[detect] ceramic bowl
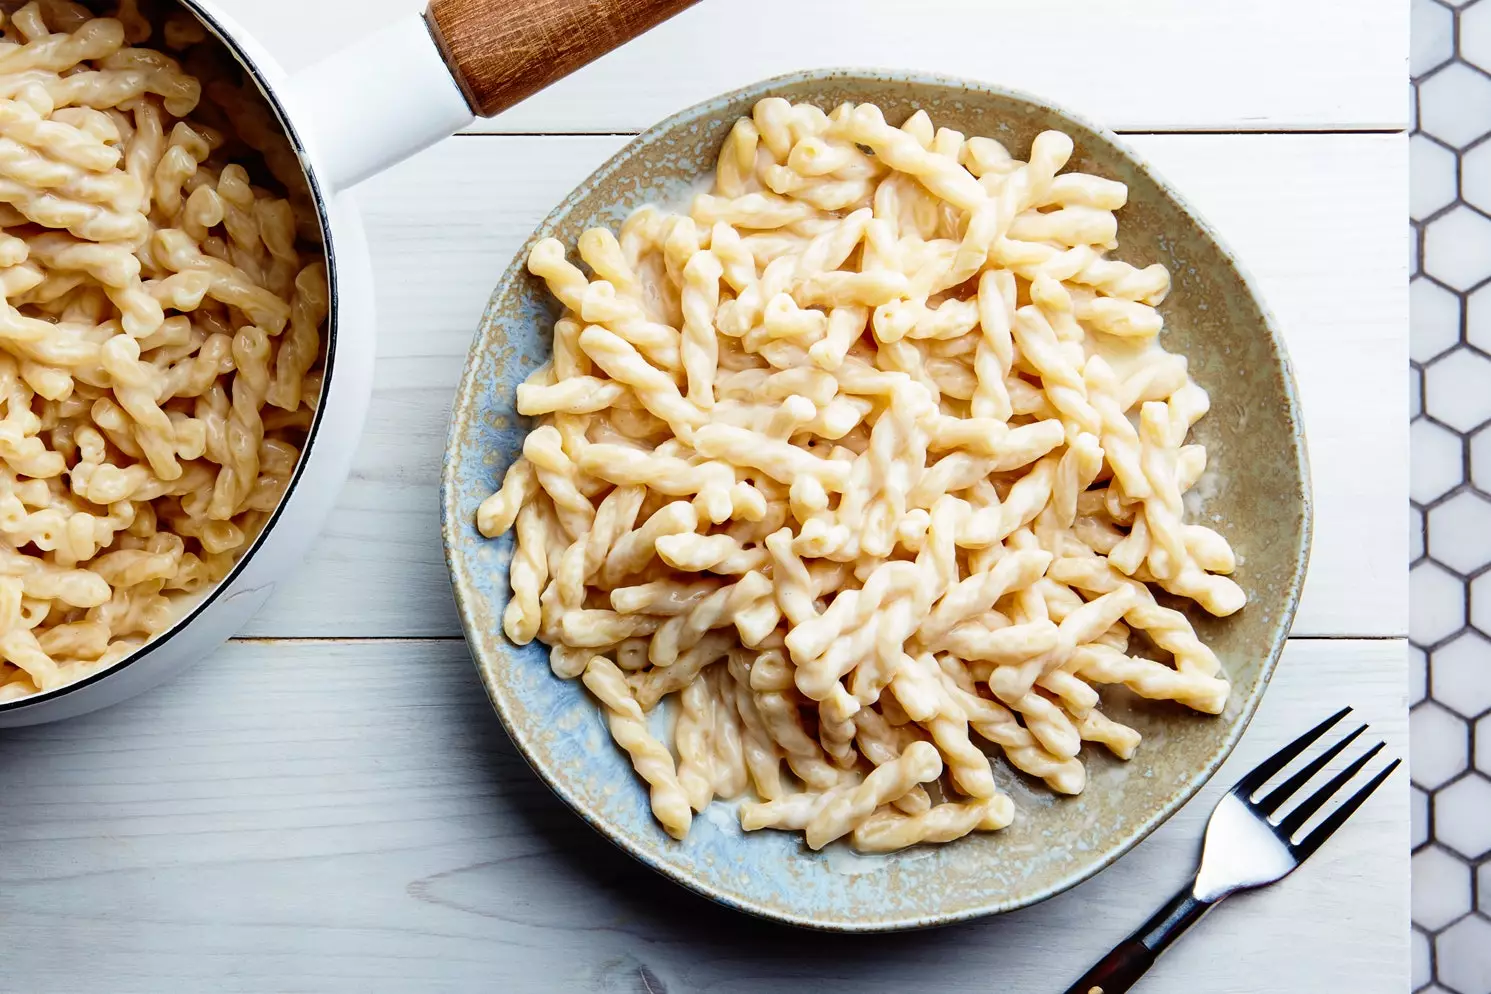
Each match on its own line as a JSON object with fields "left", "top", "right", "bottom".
{"left": 440, "top": 69, "right": 1311, "bottom": 931}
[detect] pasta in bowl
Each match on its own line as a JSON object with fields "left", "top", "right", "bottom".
{"left": 442, "top": 70, "right": 1309, "bottom": 928}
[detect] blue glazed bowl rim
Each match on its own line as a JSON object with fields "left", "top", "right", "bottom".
{"left": 440, "top": 67, "right": 1312, "bottom": 931}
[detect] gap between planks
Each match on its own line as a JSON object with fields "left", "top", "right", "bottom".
{"left": 449, "top": 127, "right": 1408, "bottom": 139}
{"left": 225, "top": 634, "right": 1408, "bottom": 644}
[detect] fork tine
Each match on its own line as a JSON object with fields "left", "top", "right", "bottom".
{"left": 1233, "top": 706, "right": 1352, "bottom": 798}
{"left": 1254, "top": 724, "right": 1367, "bottom": 816}
{"left": 1278, "top": 741, "right": 1386, "bottom": 839}
{"left": 1289, "top": 757, "right": 1401, "bottom": 859}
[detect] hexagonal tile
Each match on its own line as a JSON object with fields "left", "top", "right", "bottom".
{"left": 1414, "top": 135, "right": 1459, "bottom": 221}
{"left": 1414, "top": 844, "right": 1473, "bottom": 929}
{"left": 1429, "top": 351, "right": 1491, "bottom": 433}
{"left": 1414, "top": 277, "right": 1464, "bottom": 362}
{"left": 1416, "top": 0, "right": 1457, "bottom": 75}
{"left": 1414, "top": 644, "right": 1429, "bottom": 706}
{"left": 1479, "top": 861, "right": 1491, "bottom": 916}
{"left": 1435, "top": 775, "right": 1491, "bottom": 857}
{"left": 1466, "top": 141, "right": 1491, "bottom": 217}
{"left": 1464, "top": 0, "right": 1491, "bottom": 73}
{"left": 1414, "top": 223, "right": 1422, "bottom": 276}
{"left": 1411, "top": 702, "right": 1470, "bottom": 788}
{"left": 1421, "top": 64, "right": 1491, "bottom": 149}
{"left": 1477, "top": 713, "right": 1491, "bottom": 775}
{"left": 1429, "top": 492, "right": 1491, "bottom": 569}
{"left": 1413, "top": 783, "right": 1431, "bottom": 848}
{"left": 1438, "top": 915, "right": 1491, "bottom": 994}
{"left": 1414, "top": 504, "right": 1427, "bottom": 562}
{"left": 1412, "top": 80, "right": 1420, "bottom": 135}
{"left": 1414, "top": 926, "right": 1432, "bottom": 991}
{"left": 1414, "top": 562, "right": 1466, "bottom": 645}
{"left": 1425, "top": 207, "right": 1491, "bottom": 291}
{"left": 1432, "top": 631, "right": 1491, "bottom": 716}
{"left": 1470, "top": 283, "right": 1491, "bottom": 353}
{"left": 1413, "top": 420, "right": 1465, "bottom": 504}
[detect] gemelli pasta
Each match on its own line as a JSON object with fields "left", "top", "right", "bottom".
{"left": 479, "top": 97, "right": 1243, "bottom": 851}
{"left": 0, "top": 1, "right": 325, "bottom": 702}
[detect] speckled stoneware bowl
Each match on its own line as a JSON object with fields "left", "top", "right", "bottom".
{"left": 440, "top": 69, "right": 1311, "bottom": 931}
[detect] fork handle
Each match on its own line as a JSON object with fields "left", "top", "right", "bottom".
{"left": 1061, "top": 885, "right": 1218, "bottom": 994}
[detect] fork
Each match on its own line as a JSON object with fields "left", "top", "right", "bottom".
{"left": 1060, "top": 707, "right": 1400, "bottom": 994}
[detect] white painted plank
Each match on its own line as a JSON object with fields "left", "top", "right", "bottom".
{"left": 242, "top": 132, "right": 1406, "bottom": 638}
{"left": 217, "top": 0, "right": 1406, "bottom": 133}
{"left": 0, "top": 637, "right": 1408, "bottom": 994}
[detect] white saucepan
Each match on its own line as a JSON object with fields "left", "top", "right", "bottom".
{"left": 0, "top": 0, "right": 698, "bottom": 726}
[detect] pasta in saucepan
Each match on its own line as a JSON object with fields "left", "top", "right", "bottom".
{"left": 0, "top": 1, "right": 326, "bottom": 702}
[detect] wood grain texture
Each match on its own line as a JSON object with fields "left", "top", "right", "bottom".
{"left": 425, "top": 0, "right": 701, "bottom": 117}
{"left": 237, "top": 0, "right": 1406, "bottom": 133}
{"left": 0, "top": 637, "right": 1409, "bottom": 994}
{"left": 237, "top": 133, "right": 1406, "bottom": 640}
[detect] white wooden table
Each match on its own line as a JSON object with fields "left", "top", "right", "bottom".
{"left": 0, "top": 3, "right": 1410, "bottom": 991}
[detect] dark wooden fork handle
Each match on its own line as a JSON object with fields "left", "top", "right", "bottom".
{"left": 1062, "top": 886, "right": 1218, "bottom": 993}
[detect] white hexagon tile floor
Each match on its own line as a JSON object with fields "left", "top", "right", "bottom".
{"left": 1415, "top": 1, "right": 1491, "bottom": 991}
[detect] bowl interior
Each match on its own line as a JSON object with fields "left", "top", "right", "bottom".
{"left": 441, "top": 70, "right": 1310, "bottom": 930}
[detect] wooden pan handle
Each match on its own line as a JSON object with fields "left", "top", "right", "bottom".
{"left": 426, "top": 0, "right": 703, "bottom": 118}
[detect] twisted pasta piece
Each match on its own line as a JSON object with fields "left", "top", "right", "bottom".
{"left": 1078, "top": 708, "right": 1143, "bottom": 759}
{"left": 749, "top": 647, "right": 842, "bottom": 791}
{"left": 852, "top": 706, "right": 930, "bottom": 815}
{"left": 522, "top": 425, "right": 595, "bottom": 540}
{"left": 577, "top": 443, "right": 735, "bottom": 522}
{"left": 726, "top": 649, "right": 785, "bottom": 801}
{"left": 850, "top": 795, "right": 1014, "bottom": 852}
{"left": 692, "top": 422, "right": 850, "bottom": 491}
{"left": 583, "top": 656, "right": 692, "bottom": 840}
{"left": 629, "top": 630, "right": 734, "bottom": 709}
{"left": 675, "top": 675, "right": 715, "bottom": 811}
{"left": 476, "top": 458, "right": 537, "bottom": 539}
{"left": 804, "top": 740, "right": 943, "bottom": 849}
{"left": 1047, "top": 555, "right": 1223, "bottom": 676}
{"left": 704, "top": 664, "right": 749, "bottom": 798}
{"left": 919, "top": 549, "right": 1051, "bottom": 644}
{"left": 647, "top": 571, "right": 769, "bottom": 666}
{"left": 1067, "top": 643, "right": 1230, "bottom": 713}
{"left": 578, "top": 325, "right": 701, "bottom": 439}
{"left": 503, "top": 500, "right": 552, "bottom": 644}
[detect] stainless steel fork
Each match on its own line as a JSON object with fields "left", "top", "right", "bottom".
{"left": 1061, "top": 707, "right": 1400, "bottom": 994}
